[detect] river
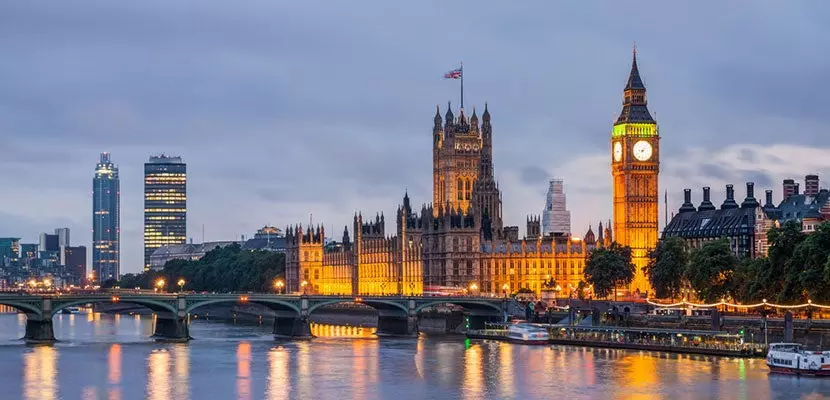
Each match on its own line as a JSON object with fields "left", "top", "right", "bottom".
{"left": 0, "top": 313, "right": 827, "bottom": 399}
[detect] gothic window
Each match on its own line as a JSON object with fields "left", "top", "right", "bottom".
{"left": 453, "top": 261, "right": 459, "bottom": 276}
{"left": 465, "top": 179, "right": 472, "bottom": 200}
{"left": 303, "top": 251, "right": 308, "bottom": 261}
{"left": 453, "top": 238, "right": 458, "bottom": 252}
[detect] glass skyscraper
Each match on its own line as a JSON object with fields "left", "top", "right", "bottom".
{"left": 93, "top": 152, "right": 120, "bottom": 282}
{"left": 144, "top": 155, "right": 187, "bottom": 270}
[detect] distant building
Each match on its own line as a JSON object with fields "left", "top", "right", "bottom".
{"left": 93, "top": 152, "right": 120, "bottom": 281}
{"left": 805, "top": 174, "right": 820, "bottom": 196}
{"left": 149, "top": 241, "right": 236, "bottom": 270}
{"left": 61, "top": 246, "right": 86, "bottom": 285}
{"left": 54, "top": 228, "right": 70, "bottom": 248}
{"left": 0, "top": 238, "right": 20, "bottom": 267}
{"left": 243, "top": 226, "right": 286, "bottom": 252}
{"left": 144, "top": 155, "right": 186, "bottom": 271}
{"left": 541, "top": 179, "right": 571, "bottom": 236}
{"left": 39, "top": 233, "right": 58, "bottom": 252}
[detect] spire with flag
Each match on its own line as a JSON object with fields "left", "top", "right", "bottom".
{"left": 443, "top": 63, "right": 464, "bottom": 108}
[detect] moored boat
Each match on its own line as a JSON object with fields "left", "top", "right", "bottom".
{"left": 766, "top": 343, "right": 830, "bottom": 376}
{"left": 60, "top": 307, "right": 81, "bottom": 314}
{"left": 506, "top": 323, "right": 549, "bottom": 345}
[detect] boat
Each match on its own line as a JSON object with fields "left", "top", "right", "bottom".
{"left": 766, "top": 343, "right": 830, "bottom": 376}
{"left": 506, "top": 323, "right": 549, "bottom": 344}
{"left": 60, "top": 307, "right": 81, "bottom": 315}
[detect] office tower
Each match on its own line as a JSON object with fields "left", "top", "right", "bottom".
{"left": 93, "top": 152, "right": 120, "bottom": 281}
{"left": 54, "top": 228, "right": 70, "bottom": 247}
{"left": 61, "top": 246, "right": 87, "bottom": 285}
{"left": 39, "top": 233, "right": 59, "bottom": 252}
{"left": 0, "top": 238, "right": 20, "bottom": 267}
{"left": 144, "top": 155, "right": 187, "bottom": 270}
{"left": 541, "top": 179, "right": 571, "bottom": 236}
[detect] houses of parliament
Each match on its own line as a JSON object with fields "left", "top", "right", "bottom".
{"left": 286, "top": 51, "right": 659, "bottom": 297}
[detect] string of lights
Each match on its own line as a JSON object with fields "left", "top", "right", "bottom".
{"left": 646, "top": 298, "right": 830, "bottom": 310}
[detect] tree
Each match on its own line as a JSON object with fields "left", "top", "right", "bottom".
{"left": 790, "top": 223, "right": 830, "bottom": 302}
{"left": 731, "top": 257, "right": 766, "bottom": 303}
{"left": 686, "top": 239, "right": 736, "bottom": 302}
{"left": 644, "top": 237, "right": 688, "bottom": 300}
{"left": 584, "top": 242, "right": 635, "bottom": 301}
{"left": 764, "top": 220, "right": 805, "bottom": 302}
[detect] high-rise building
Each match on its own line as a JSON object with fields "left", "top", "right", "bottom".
{"left": 0, "top": 238, "right": 20, "bottom": 267}
{"left": 611, "top": 49, "right": 660, "bottom": 295}
{"left": 541, "top": 179, "right": 571, "bottom": 236}
{"left": 93, "top": 152, "right": 120, "bottom": 281}
{"left": 38, "top": 233, "right": 59, "bottom": 252}
{"left": 60, "top": 246, "right": 87, "bottom": 285}
{"left": 144, "top": 155, "right": 187, "bottom": 270}
{"left": 54, "top": 228, "right": 70, "bottom": 247}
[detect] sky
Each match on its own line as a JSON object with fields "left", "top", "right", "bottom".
{"left": 2, "top": 1, "right": 830, "bottom": 274}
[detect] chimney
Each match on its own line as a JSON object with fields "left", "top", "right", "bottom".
{"left": 794, "top": 183, "right": 800, "bottom": 195}
{"left": 741, "top": 182, "right": 759, "bottom": 208}
{"left": 783, "top": 179, "right": 796, "bottom": 200}
{"left": 679, "top": 189, "right": 696, "bottom": 213}
{"left": 721, "top": 184, "right": 739, "bottom": 210}
{"left": 805, "top": 174, "right": 819, "bottom": 196}
{"left": 764, "top": 190, "right": 774, "bottom": 209}
{"left": 698, "top": 187, "right": 716, "bottom": 211}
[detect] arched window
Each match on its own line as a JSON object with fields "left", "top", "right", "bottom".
{"left": 303, "top": 251, "right": 308, "bottom": 261}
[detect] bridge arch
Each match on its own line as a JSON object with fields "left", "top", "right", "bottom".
{"left": 307, "top": 298, "right": 409, "bottom": 316}
{"left": 0, "top": 300, "right": 44, "bottom": 318}
{"left": 49, "top": 298, "right": 177, "bottom": 318}
{"left": 184, "top": 298, "right": 301, "bottom": 316}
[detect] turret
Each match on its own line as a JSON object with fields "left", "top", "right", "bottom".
{"left": 597, "top": 221, "right": 605, "bottom": 246}
{"left": 584, "top": 225, "right": 595, "bottom": 244}
{"left": 470, "top": 107, "right": 479, "bottom": 132}
{"left": 679, "top": 189, "right": 696, "bottom": 213}
{"left": 721, "top": 184, "right": 739, "bottom": 210}
{"left": 698, "top": 187, "right": 716, "bottom": 211}
{"left": 444, "top": 101, "right": 454, "bottom": 127}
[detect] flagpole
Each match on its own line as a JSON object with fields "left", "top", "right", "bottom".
{"left": 460, "top": 62, "right": 464, "bottom": 109}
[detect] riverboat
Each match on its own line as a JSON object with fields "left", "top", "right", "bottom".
{"left": 766, "top": 343, "right": 830, "bottom": 376}
{"left": 60, "top": 307, "right": 81, "bottom": 314}
{"left": 506, "top": 323, "right": 549, "bottom": 344}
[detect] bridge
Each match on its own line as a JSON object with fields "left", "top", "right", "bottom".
{"left": 0, "top": 293, "right": 507, "bottom": 342}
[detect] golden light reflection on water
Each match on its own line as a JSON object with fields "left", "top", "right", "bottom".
{"left": 107, "top": 344, "right": 121, "bottom": 400}
{"left": 462, "top": 344, "right": 483, "bottom": 400}
{"left": 23, "top": 346, "right": 58, "bottom": 400}
{"left": 266, "top": 347, "right": 289, "bottom": 400}
{"left": 296, "top": 342, "right": 312, "bottom": 399}
{"left": 236, "top": 342, "right": 252, "bottom": 400}
{"left": 350, "top": 338, "right": 379, "bottom": 400}
{"left": 310, "top": 323, "right": 376, "bottom": 338}
{"left": 497, "top": 343, "right": 514, "bottom": 399}
{"left": 623, "top": 352, "right": 658, "bottom": 399}
{"left": 173, "top": 344, "right": 189, "bottom": 400}
{"left": 146, "top": 350, "right": 171, "bottom": 400}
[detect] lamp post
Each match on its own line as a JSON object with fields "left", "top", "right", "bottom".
{"left": 301, "top": 280, "right": 308, "bottom": 295}
{"left": 156, "top": 278, "right": 166, "bottom": 293}
{"left": 177, "top": 278, "right": 185, "bottom": 293}
{"left": 501, "top": 283, "right": 509, "bottom": 299}
{"left": 469, "top": 283, "right": 478, "bottom": 297}
{"left": 274, "top": 280, "right": 284, "bottom": 295}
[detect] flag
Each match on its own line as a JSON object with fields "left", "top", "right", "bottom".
{"left": 443, "top": 68, "right": 462, "bottom": 79}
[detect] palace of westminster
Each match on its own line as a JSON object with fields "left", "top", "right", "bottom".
{"left": 286, "top": 52, "right": 660, "bottom": 297}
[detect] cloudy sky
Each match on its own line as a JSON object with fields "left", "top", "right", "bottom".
{"left": 1, "top": 1, "right": 829, "bottom": 273}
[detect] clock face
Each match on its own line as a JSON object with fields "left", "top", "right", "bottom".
{"left": 633, "top": 140, "right": 653, "bottom": 161}
{"left": 613, "top": 142, "right": 622, "bottom": 162}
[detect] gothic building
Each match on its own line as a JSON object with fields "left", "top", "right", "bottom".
{"left": 284, "top": 54, "right": 662, "bottom": 297}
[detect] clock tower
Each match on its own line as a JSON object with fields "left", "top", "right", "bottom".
{"left": 611, "top": 49, "right": 659, "bottom": 295}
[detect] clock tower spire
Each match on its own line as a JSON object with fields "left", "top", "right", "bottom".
{"left": 611, "top": 47, "right": 660, "bottom": 296}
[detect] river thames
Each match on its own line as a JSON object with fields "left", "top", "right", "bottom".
{"left": 0, "top": 313, "right": 827, "bottom": 400}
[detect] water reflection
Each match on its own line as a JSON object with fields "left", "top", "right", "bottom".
{"left": 173, "top": 344, "right": 190, "bottom": 400}
{"left": 108, "top": 344, "right": 121, "bottom": 400}
{"left": 236, "top": 342, "right": 252, "bottom": 400}
{"left": 146, "top": 349, "right": 171, "bottom": 400}
{"left": 497, "top": 343, "right": 514, "bottom": 399}
{"left": 310, "top": 323, "right": 376, "bottom": 338}
{"left": 23, "top": 346, "right": 58, "bottom": 400}
{"left": 296, "top": 342, "right": 312, "bottom": 399}
{"left": 266, "top": 347, "right": 289, "bottom": 400}
{"left": 462, "top": 343, "right": 483, "bottom": 400}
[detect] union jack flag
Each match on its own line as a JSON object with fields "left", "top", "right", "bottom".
{"left": 443, "top": 68, "right": 462, "bottom": 79}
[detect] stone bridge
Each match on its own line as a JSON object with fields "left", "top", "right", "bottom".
{"left": 0, "top": 293, "right": 507, "bottom": 342}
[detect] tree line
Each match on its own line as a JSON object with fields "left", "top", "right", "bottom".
{"left": 106, "top": 243, "right": 285, "bottom": 293}
{"left": 644, "top": 220, "right": 830, "bottom": 303}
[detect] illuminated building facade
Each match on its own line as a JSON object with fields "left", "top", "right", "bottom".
{"left": 611, "top": 49, "right": 660, "bottom": 295}
{"left": 144, "top": 155, "right": 186, "bottom": 271}
{"left": 93, "top": 152, "right": 120, "bottom": 281}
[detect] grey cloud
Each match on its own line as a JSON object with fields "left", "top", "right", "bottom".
{"left": 699, "top": 164, "right": 733, "bottom": 181}
{"left": 519, "top": 166, "right": 550, "bottom": 186}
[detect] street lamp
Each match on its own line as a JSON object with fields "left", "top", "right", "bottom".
{"left": 274, "top": 280, "right": 284, "bottom": 295}
{"left": 177, "top": 279, "right": 185, "bottom": 292}
{"left": 301, "top": 280, "right": 308, "bottom": 295}
{"left": 156, "top": 278, "right": 166, "bottom": 292}
{"left": 501, "top": 283, "right": 509, "bottom": 298}
{"left": 470, "top": 283, "right": 478, "bottom": 296}
{"left": 43, "top": 279, "right": 52, "bottom": 288}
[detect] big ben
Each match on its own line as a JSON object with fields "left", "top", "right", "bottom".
{"left": 611, "top": 49, "right": 659, "bottom": 296}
